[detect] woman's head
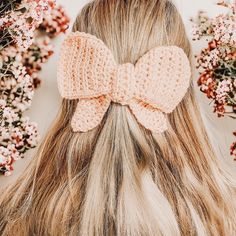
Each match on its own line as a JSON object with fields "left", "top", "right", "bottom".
{"left": 1, "top": 1, "right": 236, "bottom": 236}
{"left": 72, "top": 0, "right": 191, "bottom": 63}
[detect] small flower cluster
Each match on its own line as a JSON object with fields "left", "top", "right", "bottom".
{"left": 0, "top": 0, "right": 70, "bottom": 176}
{"left": 191, "top": 0, "right": 236, "bottom": 158}
{"left": 21, "top": 37, "right": 54, "bottom": 88}
{"left": 39, "top": 5, "right": 70, "bottom": 37}
{"left": 1, "top": 48, "right": 35, "bottom": 111}
{"left": 0, "top": 107, "right": 39, "bottom": 176}
{"left": 0, "top": 0, "right": 56, "bottom": 51}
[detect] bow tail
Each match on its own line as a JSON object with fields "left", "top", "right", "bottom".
{"left": 129, "top": 99, "right": 168, "bottom": 133}
{"left": 71, "top": 95, "right": 111, "bottom": 132}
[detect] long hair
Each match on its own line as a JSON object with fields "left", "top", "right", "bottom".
{"left": 1, "top": 0, "right": 236, "bottom": 235}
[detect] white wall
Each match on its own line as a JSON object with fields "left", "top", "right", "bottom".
{"left": 1, "top": 0, "right": 235, "bottom": 188}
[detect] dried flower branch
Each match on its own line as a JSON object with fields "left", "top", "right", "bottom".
{"left": 191, "top": 0, "right": 236, "bottom": 158}
{"left": 0, "top": 0, "right": 70, "bottom": 176}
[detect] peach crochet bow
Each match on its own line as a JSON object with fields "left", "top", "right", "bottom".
{"left": 57, "top": 31, "right": 191, "bottom": 133}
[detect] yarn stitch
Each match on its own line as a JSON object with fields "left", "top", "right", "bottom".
{"left": 57, "top": 31, "right": 191, "bottom": 133}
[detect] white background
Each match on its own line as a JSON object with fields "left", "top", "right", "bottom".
{"left": 1, "top": 0, "right": 235, "bottom": 187}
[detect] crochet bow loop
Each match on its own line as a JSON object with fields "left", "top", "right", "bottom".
{"left": 126, "top": 46, "right": 191, "bottom": 133}
{"left": 134, "top": 46, "right": 191, "bottom": 113}
{"left": 57, "top": 32, "right": 116, "bottom": 99}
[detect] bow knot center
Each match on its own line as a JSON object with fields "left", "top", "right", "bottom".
{"left": 111, "top": 63, "right": 135, "bottom": 105}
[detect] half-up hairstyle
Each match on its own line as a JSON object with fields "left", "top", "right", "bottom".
{"left": 1, "top": 0, "right": 236, "bottom": 235}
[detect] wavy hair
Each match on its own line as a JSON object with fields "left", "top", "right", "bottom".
{"left": 1, "top": 0, "right": 236, "bottom": 235}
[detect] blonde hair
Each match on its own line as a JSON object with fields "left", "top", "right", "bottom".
{"left": 1, "top": 0, "right": 236, "bottom": 235}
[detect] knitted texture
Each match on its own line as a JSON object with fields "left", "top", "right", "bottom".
{"left": 57, "top": 31, "right": 191, "bottom": 133}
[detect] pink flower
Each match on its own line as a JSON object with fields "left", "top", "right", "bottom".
{"left": 2, "top": 108, "right": 18, "bottom": 123}
{"left": 215, "top": 80, "right": 232, "bottom": 103}
{"left": 39, "top": 4, "right": 70, "bottom": 37}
